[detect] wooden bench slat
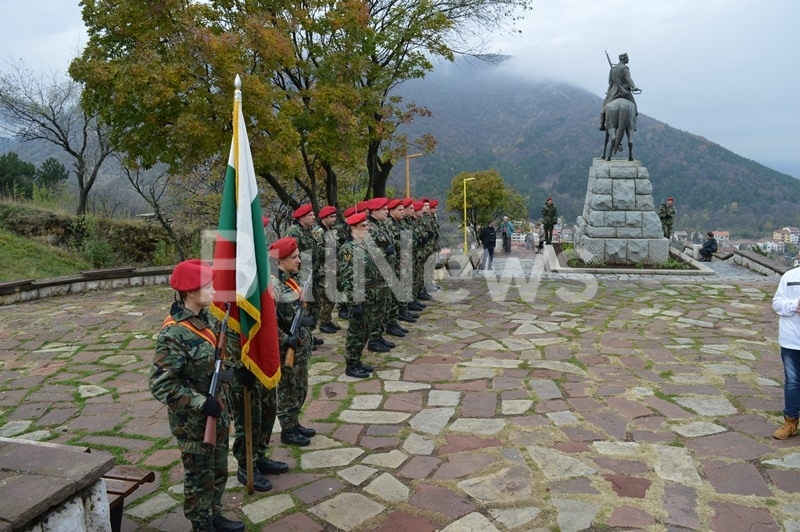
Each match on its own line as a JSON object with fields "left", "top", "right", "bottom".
{"left": 104, "top": 478, "right": 140, "bottom": 497}
{"left": 103, "top": 466, "right": 155, "bottom": 484}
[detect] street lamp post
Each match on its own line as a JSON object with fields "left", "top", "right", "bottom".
{"left": 404, "top": 153, "right": 423, "bottom": 197}
{"left": 463, "top": 177, "right": 476, "bottom": 254}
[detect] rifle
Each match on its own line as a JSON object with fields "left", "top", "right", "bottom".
{"left": 605, "top": 50, "right": 613, "bottom": 68}
{"left": 203, "top": 302, "right": 231, "bottom": 448}
{"left": 285, "top": 275, "right": 312, "bottom": 368}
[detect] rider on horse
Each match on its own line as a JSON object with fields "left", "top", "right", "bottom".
{"left": 600, "top": 52, "right": 640, "bottom": 131}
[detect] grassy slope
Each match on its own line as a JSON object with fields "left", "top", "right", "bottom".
{"left": 0, "top": 228, "right": 91, "bottom": 282}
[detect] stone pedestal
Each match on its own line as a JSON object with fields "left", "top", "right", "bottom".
{"left": 574, "top": 158, "right": 669, "bottom": 265}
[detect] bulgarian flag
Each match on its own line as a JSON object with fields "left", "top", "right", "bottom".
{"left": 211, "top": 75, "right": 281, "bottom": 388}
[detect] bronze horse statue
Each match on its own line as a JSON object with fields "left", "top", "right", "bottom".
{"left": 601, "top": 98, "right": 636, "bottom": 161}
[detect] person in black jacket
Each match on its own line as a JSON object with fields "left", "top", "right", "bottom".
{"left": 699, "top": 232, "right": 718, "bottom": 262}
{"left": 478, "top": 220, "right": 497, "bottom": 270}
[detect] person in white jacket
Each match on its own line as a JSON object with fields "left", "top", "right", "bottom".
{"left": 771, "top": 266, "right": 800, "bottom": 439}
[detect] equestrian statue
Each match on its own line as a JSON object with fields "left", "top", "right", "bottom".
{"left": 600, "top": 51, "right": 641, "bottom": 161}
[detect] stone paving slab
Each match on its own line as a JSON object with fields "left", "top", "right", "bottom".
{"left": 1, "top": 251, "right": 798, "bottom": 531}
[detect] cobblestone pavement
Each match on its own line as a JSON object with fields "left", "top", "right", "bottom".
{"left": 1, "top": 251, "right": 799, "bottom": 531}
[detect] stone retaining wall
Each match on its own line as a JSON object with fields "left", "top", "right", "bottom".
{"left": 0, "top": 266, "right": 173, "bottom": 306}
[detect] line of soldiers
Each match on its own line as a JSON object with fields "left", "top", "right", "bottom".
{"left": 280, "top": 196, "right": 441, "bottom": 378}
{"left": 150, "top": 197, "right": 441, "bottom": 530}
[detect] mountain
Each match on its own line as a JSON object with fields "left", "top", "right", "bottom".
{"left": 388, "top": 60, "right": 800, "bottom": 237}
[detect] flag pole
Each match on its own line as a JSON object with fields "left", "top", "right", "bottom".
{"left": 233, "top": 74, "right": 255, "bottom": 495}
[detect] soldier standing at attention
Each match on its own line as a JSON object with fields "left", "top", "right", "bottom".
{"left": 386, "top": 199, "right": 413, "bottom": 332}
{"left": 658, "top": 197, "right": 676, "bottom": 239}
{"left": 270, "top": 237, "right": 317, "bottom": 447}
{"left": 284, "top": 204, "right": 324, "bottom": 348}
{"left": 541, "top": 197, "right": 558, "bottom": 245}
{"left": 339, "top": 211, "right": 379, "bottom": 378}
{"left": 225, "top": 331, "right": 288, "bottom": 492}
{"left": 313, "top": 205, "right": 341, "bottom": 334}
{"left": 149, "top": 259, "right": 244, "bottom": 532}
{"left": 366, "top": 196, "right": 396, "bottom": 353}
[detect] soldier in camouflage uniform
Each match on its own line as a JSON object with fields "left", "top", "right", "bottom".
{"left": 269, "top": 237, "right": 317, "bottom": 447}
{"left": 411, "top": 200, "right": 431, "bottom": 303}
{"left": 541, "top": 198, "right": 558, "bottom": 245}
{"left": 225, "top": 331, "right": 288, "bottom": 492}
{"left": 427, "top": 199, "right": 442, "bottom": 291}
{"left": 420, "top": 199, "right": 438, "bottom": 296}
{"left": 658, "top": 197, "right": 676, "bottom": 239}
{"left": 149, "top": 259, "right": 244, "bottom": 532}
{"left": 366, "top": 197, "right": 397, "bottom": 352}
{"left": 336, "top": 206, "right": 356, "bottom": 320}
{"left": 386, "top": 199, "right": 413, "bottom": 332}
{"left": 283, "top": 204, "right": 324, "bottom": 346}
{"left": 339, "top": 212, "right": 379, "bottom": 378}
{"left": 403, "top": 200, "right": 427, "bottom": 314}
{"left": 312, "top": 205, "right": 341, "bottom": 334}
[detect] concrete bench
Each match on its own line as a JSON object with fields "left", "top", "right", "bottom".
{"left": 103, "top": 466, "right": 156, "bottom": 532}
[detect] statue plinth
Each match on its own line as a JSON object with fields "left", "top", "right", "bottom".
{"left": 574, "top": 158, "right": 669, "bottom": 265}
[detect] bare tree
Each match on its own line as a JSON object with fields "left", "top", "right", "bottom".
{"left": 119, "top": 155, "right": 187, "bottom": 261}
{"left": 0, "top": 62, "right": 113, "bottom": 214}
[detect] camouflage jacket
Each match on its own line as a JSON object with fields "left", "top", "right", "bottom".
{"left": 542, "top": 203, "right": 558, "bottom": 226}
{"left": 339, "top": 238, "right": 382, "bottom": 303}
{"left": 284, "top": 222, "right": 322, "bottom": 270}
{"left": 312, "top": 222, "right": 341, "bottom": 285}
{"left": 368, "top": 216, "right": 396, "bottom": 266}
{"left": 150, "top": 301, "right": 230, "bottom": 453}
{"left": 271, "top": 269, "right": 313, "bottom": 363}
{"left": 658, "top": 203, "right": 676, "bottom": 224}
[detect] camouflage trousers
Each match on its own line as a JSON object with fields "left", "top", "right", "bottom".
{"left": 413, "top": 252, "right": 426, "bottom": 297}
{"left": 369, "top": 286, "right": 390, "bottom": 340}
{"left": 228, "top": 377, "right": 277, "bottom": 467}
{"left": 318, "top": 280, "right": 336, "bottom": 326}
{"left": 662, "top": 222, "right": 673, "bottom": 239}
{"left": 181, "top": 430, "right": 228, "bottom": 528}
{"left": 345, "top": 303, "right": 371, "bottom": 366}
{"left": 277, "top": 359, "right": 309, "bottom": 430}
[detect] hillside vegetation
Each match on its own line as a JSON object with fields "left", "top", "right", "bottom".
{"left": 0, "top": 228, "right": 91, "bottom": 282}
{"left": 390, "top": 61, "right": 800, "bottom": 236}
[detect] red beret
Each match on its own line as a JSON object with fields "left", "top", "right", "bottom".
{"left": 262, "top": 215, "right": 270, "bottom": 227}
{"left": 269, "top": 236, "right": 298, "bottom": 259}
{"left": 429, "top": 199, "right": 438, "bottom": 208}
{"left": 413, "top": 200, "right": 424, "bottom": 210}
{"left": 387, "top": 199, "right": 402, "bottom": 210}
{"left": 318, "top": 205, "right": 336, "bottom": 219}
{"left": 355, "top": 201, "right": 370, "bottom": 212}
{"left": 547, "top": 197, "right": 552, "bottom": 201}
{"left": 292, "top": 204, "right": 313, "bottom": 219}
{"left": 343, "top": 206, "right": 355, "bottom": 218}
{"left": 367, "top": 197, "right": 388, "bottom": 210}
{"left": 402, "top": 198, "right": 414, "bottom": 208}
{"left": 420, "top": 197, "right": 430, "bottom": 204}
{"left": 667, "top": 197, "right": 674, "bottom": 201}
{"left": 170, "top": 259, "right": 215, "bottom": 292}
{"left": 346, "top": 212, "right": 367, "bottom": 226}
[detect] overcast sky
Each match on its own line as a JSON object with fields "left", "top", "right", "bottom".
{"left": 2, "top": 0, "right": 798, "bottom": 175}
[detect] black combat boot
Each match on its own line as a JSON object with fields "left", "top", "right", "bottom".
{"left": 318, "top": 322, "right": 338, "bottom": 333}
{"left": 367, "top": 339, "right": 390, "bottom": 352}
{"left": 379, "top": 336, "right": 395, "bottom": 348}
{"left": 398, "top": 312, "right": 417, "bottom": 323}
{"left": 358, "top": 360, "right": 374, "bottom": 373}
{"left": 281, "top": 426, "right": 310, "bottom": 446}
{"left": 236, "top": 467, "right": 272, "bottom": 492}
{"left": 256, "top": 459, "right": 289, "bottom": 475}
{"left": 386, "top": 324, "right": 406, "bottom": 337}
{"left": 212, "top": 514, "right": 246, "bottom": 532}
{"left": 345, "top": 364, "right": 370, "bottom": 378}
{"left": 296, "top": 424, "right": 316, "bottom": 438}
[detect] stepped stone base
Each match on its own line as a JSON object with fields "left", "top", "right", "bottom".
{"left": 575, "top": 158, "right": 669, "bottom": 265}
